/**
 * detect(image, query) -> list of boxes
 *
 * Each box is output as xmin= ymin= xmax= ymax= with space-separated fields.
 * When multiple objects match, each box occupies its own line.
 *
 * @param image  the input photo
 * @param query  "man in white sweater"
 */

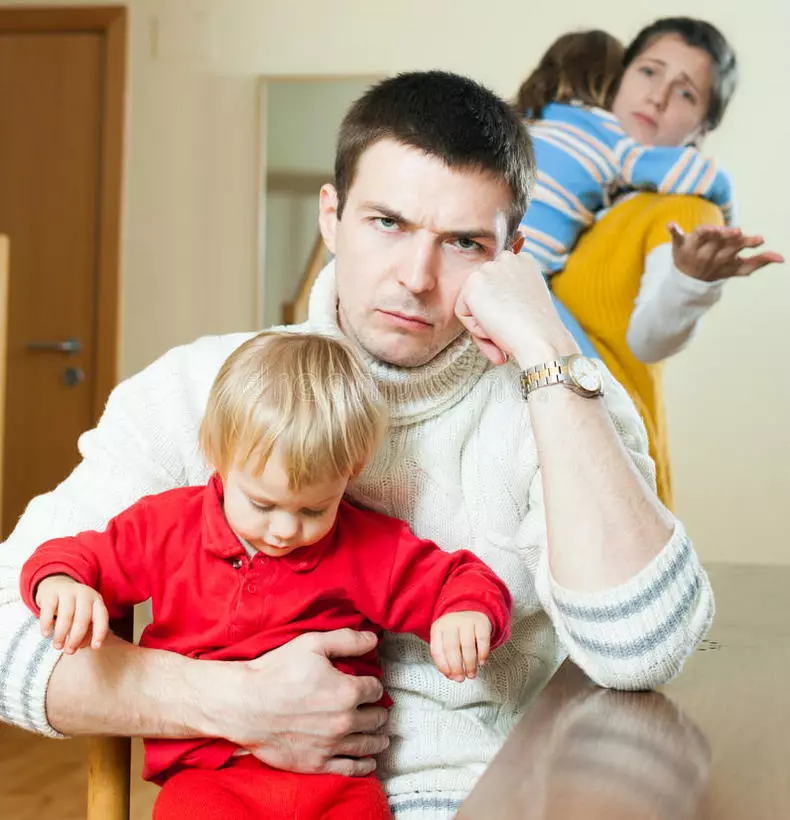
xmin=0 ymin=71 xmax=713 ymax=818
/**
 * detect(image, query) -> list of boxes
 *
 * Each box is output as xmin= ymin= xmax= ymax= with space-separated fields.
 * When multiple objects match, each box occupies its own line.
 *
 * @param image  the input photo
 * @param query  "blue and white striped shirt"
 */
xmin=521 ymin=101 xmax=736 ymax=272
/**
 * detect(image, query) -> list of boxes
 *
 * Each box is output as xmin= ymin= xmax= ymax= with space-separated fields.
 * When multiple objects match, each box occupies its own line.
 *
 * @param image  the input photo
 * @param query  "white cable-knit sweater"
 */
xmin=0 ymin=263 xmax=713 ymax=819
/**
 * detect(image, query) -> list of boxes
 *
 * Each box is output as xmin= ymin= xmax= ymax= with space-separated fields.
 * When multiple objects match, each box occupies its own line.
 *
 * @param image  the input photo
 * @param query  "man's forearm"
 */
xmin=522 ymin=358 xmax=674 ymax=592
xmin=44 ymin=629 xmax=392 ymax=776
xmin=47 ymin=633 xmax=224 ymax=737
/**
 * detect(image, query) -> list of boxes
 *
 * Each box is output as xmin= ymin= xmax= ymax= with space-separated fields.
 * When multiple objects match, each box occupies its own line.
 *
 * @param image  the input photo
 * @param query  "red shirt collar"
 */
xmin=201 ymin=473 xmax=337 ymax=572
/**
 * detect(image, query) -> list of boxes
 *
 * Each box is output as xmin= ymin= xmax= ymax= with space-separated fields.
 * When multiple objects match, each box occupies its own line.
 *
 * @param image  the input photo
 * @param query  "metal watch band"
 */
xmin=520 ymin=357 xmax=571 ymax=400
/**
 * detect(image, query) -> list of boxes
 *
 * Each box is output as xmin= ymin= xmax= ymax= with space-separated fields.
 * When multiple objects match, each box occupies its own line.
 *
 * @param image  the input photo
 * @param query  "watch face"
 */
xmin=568 ymin=356 xmax=602 ymax=393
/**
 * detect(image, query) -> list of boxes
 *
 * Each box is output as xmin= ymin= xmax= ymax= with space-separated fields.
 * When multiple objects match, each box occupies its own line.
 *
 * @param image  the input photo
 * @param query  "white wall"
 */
xmin=262 ymin=193 xmax=318 ymax=327
xmin=2 ymin=0 xmax=786 ymax=564
xmin=266 ymin=78 xmax=377 ymax=173
xmin=262 ymin=78 xmax=374 ymax=327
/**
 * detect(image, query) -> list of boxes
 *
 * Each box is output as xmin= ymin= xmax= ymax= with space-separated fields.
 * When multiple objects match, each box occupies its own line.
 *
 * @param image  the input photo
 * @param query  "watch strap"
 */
xmin=520 ymin=355 xmax=603 ymax=400
xmin=520 ymin=357 xmax=572 ymax=400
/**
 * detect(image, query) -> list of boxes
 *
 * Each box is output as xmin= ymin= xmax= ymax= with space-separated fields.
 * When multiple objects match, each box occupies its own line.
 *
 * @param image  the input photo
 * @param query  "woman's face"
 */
xmin=612 ymin=34 xmax=714 ymax=147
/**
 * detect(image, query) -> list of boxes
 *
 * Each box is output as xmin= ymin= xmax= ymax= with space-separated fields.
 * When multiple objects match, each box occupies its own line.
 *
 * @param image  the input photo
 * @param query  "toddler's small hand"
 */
xmin=35 ymin=574 xmax=110 ymax=654
xmin=430 ymin=611 xmax=492 ymax=683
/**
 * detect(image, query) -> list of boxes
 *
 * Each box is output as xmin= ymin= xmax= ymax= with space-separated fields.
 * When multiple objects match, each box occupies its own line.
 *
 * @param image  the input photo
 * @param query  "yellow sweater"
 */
xmin=551 ymin=193 xmax=724 ymax=508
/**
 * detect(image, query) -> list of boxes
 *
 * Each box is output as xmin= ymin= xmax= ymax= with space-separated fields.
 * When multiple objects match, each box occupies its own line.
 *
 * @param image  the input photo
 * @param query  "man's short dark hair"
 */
xmin=335 ymin=71 xmax=536 ymax=237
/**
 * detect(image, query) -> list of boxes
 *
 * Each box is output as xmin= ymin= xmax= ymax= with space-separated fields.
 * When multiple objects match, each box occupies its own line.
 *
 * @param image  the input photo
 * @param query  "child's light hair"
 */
xmin=199 ymin=332 xmax=387 ymax=488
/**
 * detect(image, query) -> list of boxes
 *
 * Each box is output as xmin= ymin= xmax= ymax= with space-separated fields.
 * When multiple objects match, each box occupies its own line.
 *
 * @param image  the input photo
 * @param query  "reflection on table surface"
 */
xmin=457 ymin=564 xmax=790 ymax=819
xmin=457 ymin=663 xmax=709 ymax=819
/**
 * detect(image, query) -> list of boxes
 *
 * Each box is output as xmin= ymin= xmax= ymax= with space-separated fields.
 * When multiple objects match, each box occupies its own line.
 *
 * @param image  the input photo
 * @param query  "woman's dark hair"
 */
xmin=515 ymin=30 xmax=625 ymax=120
xmin=624 ymin=17 xmax=738 ymax=131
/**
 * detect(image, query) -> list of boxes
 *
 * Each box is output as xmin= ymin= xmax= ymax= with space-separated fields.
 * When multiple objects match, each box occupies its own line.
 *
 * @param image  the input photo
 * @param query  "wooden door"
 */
xmin=0 ymin=8 xmax=125 ymax=537
xmin=0 ymin=236 xmax=8 ymax=529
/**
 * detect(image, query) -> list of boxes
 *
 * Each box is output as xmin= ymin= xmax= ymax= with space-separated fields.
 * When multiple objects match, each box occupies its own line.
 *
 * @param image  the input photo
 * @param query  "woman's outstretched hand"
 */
xmin=669 ymin=223 xmax=784 ymax=282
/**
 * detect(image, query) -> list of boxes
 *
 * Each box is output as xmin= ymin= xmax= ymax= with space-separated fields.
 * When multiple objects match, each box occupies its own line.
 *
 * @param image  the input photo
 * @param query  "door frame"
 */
xmin=0 ymin=5 xmax=126 ymax=419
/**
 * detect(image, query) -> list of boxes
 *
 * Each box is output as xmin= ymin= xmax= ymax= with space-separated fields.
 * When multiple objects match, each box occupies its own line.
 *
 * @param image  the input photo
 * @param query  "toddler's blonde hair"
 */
xmin=200 ymin=332 xmax=387 ymax=488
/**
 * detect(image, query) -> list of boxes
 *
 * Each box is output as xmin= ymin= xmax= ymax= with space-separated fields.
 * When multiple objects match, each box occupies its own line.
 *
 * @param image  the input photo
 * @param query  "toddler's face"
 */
xmin=223 ymin=450 xmax=350 ymax=557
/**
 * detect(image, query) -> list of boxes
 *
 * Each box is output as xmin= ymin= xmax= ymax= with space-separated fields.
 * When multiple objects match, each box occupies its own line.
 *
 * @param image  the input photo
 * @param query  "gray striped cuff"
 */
xmin=390 ymin=793 xmax=465 ymax=819
xmin=0 ymin=607 xmax=64 ymax=737
xmin=540 ymin=522 xmax=714 ymax=683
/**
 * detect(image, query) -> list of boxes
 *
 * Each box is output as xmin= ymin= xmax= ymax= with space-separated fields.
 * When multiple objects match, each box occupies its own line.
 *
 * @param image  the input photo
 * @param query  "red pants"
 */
xmin=153 ymin=755 xmax=392 ymax=820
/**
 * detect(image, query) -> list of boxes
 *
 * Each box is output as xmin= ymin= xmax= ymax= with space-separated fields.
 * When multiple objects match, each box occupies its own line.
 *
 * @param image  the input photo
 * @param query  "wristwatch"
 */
xmin=520 ymin=354 xmax=604 ymax=400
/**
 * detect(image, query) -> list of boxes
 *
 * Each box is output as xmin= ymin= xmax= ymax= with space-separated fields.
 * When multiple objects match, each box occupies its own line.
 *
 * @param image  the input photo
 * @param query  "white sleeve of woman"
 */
xmin=627 ymin=243 xmax=726 ymax=363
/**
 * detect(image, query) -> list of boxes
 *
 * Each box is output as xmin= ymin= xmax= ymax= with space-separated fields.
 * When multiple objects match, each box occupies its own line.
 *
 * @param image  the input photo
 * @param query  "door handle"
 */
xmin=26 ymin=338 xmax=82 ymax=354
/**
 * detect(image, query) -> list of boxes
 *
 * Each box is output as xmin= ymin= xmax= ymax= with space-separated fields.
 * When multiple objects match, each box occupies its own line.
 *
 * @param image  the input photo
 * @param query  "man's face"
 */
xmin=319 ymin=139 xmax=516 ymax=367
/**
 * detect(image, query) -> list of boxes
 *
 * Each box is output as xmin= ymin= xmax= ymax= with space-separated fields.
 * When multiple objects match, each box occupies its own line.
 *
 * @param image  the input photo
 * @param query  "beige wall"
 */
xmin=2 ymin=0 xmax=788 ymax=564
xmin=262 ymin=78 xmax=375 ymax=327
xmin=265 ymin=78 xmax=377 ymax=173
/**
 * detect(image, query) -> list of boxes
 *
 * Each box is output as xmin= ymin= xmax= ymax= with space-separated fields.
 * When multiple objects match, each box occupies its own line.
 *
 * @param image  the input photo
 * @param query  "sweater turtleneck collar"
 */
xmin=306 ymin=261 xmax=491 ymax=426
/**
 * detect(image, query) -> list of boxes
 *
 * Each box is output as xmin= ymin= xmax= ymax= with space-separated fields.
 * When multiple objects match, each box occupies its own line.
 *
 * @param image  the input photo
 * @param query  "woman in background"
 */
xmin=518 ymin=17 xmax=783 ymax=506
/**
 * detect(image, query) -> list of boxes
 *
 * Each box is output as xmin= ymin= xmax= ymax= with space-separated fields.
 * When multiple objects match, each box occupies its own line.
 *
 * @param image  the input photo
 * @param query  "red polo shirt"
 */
xmin=21 ymin=474 xmax=512 ymax=783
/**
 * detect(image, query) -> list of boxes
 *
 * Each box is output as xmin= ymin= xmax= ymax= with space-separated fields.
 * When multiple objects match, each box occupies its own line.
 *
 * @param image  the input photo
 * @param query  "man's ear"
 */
xmin=511 ymin=232 xmax=525 ymax=254
xmin=319 ymin=184 xmax=339 ymax=254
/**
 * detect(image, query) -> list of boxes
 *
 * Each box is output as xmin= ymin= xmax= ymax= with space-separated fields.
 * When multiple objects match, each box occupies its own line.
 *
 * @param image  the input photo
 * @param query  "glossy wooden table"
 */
xmin=457 ymin=564 xmax=790 ymax=819
xmin=1 ymin=565 xmax=786 ymax=819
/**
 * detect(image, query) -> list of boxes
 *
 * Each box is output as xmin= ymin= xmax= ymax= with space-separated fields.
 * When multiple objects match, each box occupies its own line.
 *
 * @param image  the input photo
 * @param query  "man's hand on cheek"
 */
xmin=454 ymin=251 xmax=578 ymax=368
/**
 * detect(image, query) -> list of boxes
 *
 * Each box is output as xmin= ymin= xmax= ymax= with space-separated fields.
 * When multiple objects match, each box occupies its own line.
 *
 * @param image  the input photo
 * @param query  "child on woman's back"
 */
xmin=517 ymin=30 xmax=736 ymax=272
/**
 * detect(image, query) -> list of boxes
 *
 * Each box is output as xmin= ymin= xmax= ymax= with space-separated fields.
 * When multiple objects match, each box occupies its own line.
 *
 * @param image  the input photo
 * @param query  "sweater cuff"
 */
xmin=388 ymin=791 xmax=467 ymax=820
xmin=669 ymin=261 xmax=726 ymax=300
xmin=0 ymin=602 xmax=66 ymax=738
xmin=538 ymin=522 xmax=714 ymax=689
